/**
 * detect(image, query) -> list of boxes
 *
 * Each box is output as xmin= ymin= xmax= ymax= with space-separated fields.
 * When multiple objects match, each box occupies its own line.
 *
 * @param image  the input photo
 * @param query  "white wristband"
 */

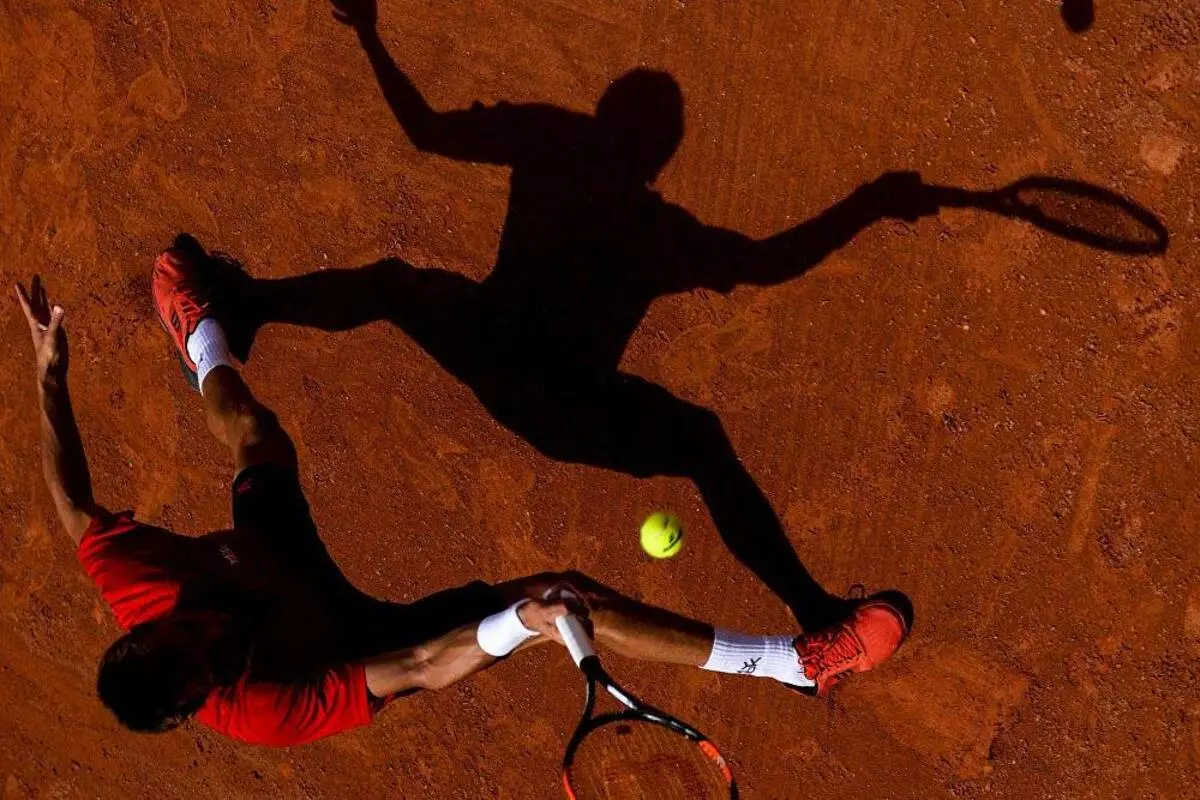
xmin=476 ymin=600 xmax=538 ymax=657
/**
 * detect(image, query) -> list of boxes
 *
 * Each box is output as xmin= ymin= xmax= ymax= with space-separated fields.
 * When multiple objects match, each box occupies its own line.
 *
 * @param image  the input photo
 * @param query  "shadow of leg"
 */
xmin=498 ymin=371 xmax=840 ymax=629
xmin=247 ymin=258 xmax=485 ymax=382
xmin=252 ymin=258 xmax=472 ymax=331
xmin=691 ymin=448 xmax=846 ymax=631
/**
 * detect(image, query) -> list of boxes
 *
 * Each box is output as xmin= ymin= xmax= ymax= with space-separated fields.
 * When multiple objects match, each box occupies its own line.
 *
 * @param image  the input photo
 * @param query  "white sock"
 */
xmin=701 ymin=629 xmax=814 ymax=688
xmin=185 ymin=318 xmax=233 ymax=393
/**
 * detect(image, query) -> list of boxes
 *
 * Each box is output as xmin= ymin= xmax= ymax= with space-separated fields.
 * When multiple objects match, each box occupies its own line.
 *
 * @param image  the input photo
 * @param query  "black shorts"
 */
xmin=231 ymin=463 xmax=502 ymax=660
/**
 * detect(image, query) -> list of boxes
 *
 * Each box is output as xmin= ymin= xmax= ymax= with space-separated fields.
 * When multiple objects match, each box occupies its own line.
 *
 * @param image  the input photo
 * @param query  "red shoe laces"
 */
xmin=174 ymin=290 xmax=208 ymax=318
xmin=800 ymin=624 xmax=862 ymax=677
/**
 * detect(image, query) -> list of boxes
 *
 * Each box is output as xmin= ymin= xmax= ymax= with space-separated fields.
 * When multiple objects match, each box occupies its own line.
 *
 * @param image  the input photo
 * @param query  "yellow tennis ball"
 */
xmin=640 ymin=512 xmax=684 ymax=558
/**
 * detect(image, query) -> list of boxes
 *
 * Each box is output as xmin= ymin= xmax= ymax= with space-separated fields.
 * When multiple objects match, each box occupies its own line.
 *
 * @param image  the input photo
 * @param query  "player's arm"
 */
xmin=363 ymin=596 xmax=571 ymax=697
xmin=665 ymin=172 xmax=939 ymax=293
xmin=331 ymin=0 xmax=516 ymax=164
xmin=15 ymin=279 xmax=106 ymax=545
xmin=209 ymin=599 xmax=573 ymax=748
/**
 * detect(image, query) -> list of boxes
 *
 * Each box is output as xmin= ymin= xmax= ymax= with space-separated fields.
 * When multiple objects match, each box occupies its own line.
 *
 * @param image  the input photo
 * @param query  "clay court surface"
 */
xmin=1 ymin=1 xmax=1198 ymax=797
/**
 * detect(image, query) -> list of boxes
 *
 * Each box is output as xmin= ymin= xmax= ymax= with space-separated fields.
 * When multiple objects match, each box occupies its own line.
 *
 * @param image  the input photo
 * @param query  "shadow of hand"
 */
xmin=859 ymin=171 xmax=940 ymax=223
xmin=331 ymin=0 xmax=378 ymax=30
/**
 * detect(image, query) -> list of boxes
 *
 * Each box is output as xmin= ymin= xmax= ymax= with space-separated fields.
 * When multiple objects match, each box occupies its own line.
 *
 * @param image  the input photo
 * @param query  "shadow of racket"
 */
xmin=925 ymin=176 xmax=1169 ymax=255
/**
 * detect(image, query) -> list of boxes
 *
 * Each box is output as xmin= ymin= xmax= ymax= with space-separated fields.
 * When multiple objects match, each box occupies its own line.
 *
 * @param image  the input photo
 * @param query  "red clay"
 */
xmin=2 ymin=1 xmax=1198 ymax=798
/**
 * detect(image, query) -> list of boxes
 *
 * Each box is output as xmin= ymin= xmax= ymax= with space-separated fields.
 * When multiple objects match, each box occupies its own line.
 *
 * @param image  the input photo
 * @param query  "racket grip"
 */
xmin=555 ymin=614 xmax=596 ymax=667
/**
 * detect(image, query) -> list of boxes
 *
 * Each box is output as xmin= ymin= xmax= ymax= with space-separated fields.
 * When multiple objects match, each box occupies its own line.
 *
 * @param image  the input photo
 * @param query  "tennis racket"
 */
xmin=924 ymin=176 xmax=1169 ymax=255
xmin=554 ymin=614 xmax=738 ymax=799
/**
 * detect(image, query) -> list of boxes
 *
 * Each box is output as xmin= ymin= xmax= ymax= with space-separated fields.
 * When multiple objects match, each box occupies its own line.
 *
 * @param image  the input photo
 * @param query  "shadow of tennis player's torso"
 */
xmin=466 ymin=110 xmax=697 ymax=378
xmin=338 ymin=110 xmax=759 ymax=478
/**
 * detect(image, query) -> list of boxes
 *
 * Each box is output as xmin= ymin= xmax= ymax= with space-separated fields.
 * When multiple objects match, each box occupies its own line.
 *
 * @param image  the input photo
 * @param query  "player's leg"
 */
xmin=494 ymin=572 xmax=807 ymax=684
xmin=152 ymin=244 xmax=367 ymax=611
xmin=199 ymin=365 xmax=296 ymax=473
xmin=495 ymin=571 xmax=908 ymax=695
xmin=152 ymin=245 xmax=296 ymax=472
xmin=365 ymin=571 xmax=908 ymax=699
xmin=363 ymin=573 xmax=717 ymax=698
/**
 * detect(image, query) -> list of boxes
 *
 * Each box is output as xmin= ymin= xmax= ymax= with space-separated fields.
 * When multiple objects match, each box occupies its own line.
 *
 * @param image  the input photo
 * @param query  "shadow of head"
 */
xmin=1061 ymin=0 xmax=1094 ymax=33
xmin=595 ymin=68 xmax=684 ymax=184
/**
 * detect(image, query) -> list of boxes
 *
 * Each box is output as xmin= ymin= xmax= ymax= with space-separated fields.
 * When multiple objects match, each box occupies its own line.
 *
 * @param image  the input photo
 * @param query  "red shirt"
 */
xmin=78 ymin=512 xmax=372 ymax=746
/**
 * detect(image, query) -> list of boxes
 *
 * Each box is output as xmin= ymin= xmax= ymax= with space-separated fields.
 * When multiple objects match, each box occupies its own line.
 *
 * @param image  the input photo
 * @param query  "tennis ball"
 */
xmin=640 ymin=512 xmax=684 ymax=559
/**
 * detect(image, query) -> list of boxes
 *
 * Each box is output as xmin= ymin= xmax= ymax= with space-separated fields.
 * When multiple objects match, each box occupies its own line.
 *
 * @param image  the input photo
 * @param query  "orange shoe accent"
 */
xmin=151 ymin=248 xmax=212 ymax=386
xmin=794 ymin=599 xmax=908 ymax=695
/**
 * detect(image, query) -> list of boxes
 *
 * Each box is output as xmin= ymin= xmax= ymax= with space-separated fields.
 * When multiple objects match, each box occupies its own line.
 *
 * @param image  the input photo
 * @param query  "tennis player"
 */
xmin=14 ymin=253 xmax=908 ymax=746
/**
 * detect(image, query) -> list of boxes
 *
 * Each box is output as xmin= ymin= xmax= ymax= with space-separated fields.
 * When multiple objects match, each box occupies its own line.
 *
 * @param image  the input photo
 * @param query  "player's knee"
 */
xmin=559 ymin=570 xmax=591 ymax=589
xmin=409 ymin=647 xmax=454 ymax=691
xmin=417 ymin=670 xmax=452 ymax=691
xmin=229 ymin=404 xmax=282 ymax=446
xmin=498 ymin=571 xmax=618 ymax=608
xmin=560 ymin=571 xmax=619 ymax=605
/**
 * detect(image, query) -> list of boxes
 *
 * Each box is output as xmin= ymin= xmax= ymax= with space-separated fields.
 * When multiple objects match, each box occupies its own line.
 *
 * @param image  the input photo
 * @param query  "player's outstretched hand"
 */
xmin=331 ymin=0 xmax=378 ymax=30
xmin=518 ymin=599 xmax=574 ymax=644
xmin=863 ymin=170 xmax=940 ymax=222
xmin=518 ymin=583 xmax=591 ymax=645
xmin=14 ymin=276 xmax=69 ymax=388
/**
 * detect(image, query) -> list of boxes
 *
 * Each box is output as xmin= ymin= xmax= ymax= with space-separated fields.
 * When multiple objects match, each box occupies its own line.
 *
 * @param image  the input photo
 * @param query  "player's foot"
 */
xmin=169 ymin=233 xmax=259 ymax=362
xmin=793 ymin=597 xmax=908 ymax=696
xmin=152 ymin=246 xmax=213 ymax=390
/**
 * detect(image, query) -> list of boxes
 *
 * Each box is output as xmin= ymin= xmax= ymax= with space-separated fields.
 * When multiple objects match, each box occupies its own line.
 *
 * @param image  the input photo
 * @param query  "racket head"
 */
xmin=562 ymin=711 xmax=736 ymax=800
xmin=998 ymin=177 xmax=1169 ymax=255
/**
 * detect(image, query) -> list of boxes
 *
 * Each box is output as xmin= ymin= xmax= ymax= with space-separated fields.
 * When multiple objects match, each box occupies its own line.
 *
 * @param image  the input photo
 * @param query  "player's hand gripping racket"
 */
xmin=554 ymin=614 xmax=738 ymax=799
xmin=923 ymin=176 xmax=1168 ymax=255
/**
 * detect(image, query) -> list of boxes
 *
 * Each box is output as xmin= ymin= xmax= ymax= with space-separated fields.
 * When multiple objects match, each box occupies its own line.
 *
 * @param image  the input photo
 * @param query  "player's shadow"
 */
xmin=1062 ymin=0 xmax=1095 ymax=32
xmin=195 ymin=42 xmax=1164 ymax=632
xmin=206 ymin=70 xmax=931 ymax=634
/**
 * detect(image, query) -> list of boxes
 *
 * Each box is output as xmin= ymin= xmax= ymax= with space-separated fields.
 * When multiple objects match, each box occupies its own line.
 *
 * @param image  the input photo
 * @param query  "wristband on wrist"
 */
xmin=476 ymin=600 xmax=538 ymax=657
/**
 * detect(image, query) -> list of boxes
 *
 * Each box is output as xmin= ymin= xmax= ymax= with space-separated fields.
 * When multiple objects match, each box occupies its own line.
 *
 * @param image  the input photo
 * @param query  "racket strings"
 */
xmin=1013 ymin=185 xmax=1166 ymax=251
xmin=567 ymin=718 xmax=730 ymax=799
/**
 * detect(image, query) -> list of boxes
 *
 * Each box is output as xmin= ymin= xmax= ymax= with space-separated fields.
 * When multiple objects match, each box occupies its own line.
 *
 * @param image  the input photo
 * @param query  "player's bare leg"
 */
xmin=152 ymin=245 xmax=296 ymax=472
xmin=199 ymin=366 xmax=296 ymax=473
xmin=369 ymin=570 xmax=907 ymax=700
xmin=499 ymin=572 xmax=907 ymax=694
xmin=467 ymin=572 xmax=714 ymax=664
xmin=578 ymin=576 xmax=909 ymax=695
xmin=367 ymin=575 xmax=750 ymax=697
xmin=504 ymin=572 xmax=716 ymax=666
xmin=496 ymin=572 xmax=807 ymax=684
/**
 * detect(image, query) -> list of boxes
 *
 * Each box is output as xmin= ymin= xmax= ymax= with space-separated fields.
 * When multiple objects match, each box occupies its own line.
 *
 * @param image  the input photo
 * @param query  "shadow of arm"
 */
xmin=352 ymin=27 xmax=516 ymax=164
xmin=665 ymin=173 xmax=935 ymax=293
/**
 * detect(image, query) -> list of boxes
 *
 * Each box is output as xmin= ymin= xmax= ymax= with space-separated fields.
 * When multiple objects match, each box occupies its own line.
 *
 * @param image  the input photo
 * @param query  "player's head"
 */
xmin=96 ymin=611 xmax=246 ymax=733
xmin=595 ymin=69 xmax=683 ymax=184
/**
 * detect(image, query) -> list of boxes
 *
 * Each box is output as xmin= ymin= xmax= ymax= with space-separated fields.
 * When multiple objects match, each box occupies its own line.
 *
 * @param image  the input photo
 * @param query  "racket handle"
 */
xmin=923 ymin=184 xmax=976 ymax=208
xmin=555 ymin=614 xmax=596 ymax=667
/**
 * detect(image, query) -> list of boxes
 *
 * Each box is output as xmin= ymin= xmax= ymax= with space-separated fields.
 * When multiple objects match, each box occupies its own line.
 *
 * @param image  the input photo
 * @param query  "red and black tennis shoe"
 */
xmin=152 ymin=247 xmax=212 ymax=390
xmin=793 ymin=597 xmax=909 ymax=696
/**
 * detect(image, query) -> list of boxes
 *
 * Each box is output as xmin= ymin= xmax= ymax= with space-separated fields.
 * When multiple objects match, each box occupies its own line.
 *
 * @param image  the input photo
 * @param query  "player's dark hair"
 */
xmin=96 ymin=621 xmax=211 ymax=733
